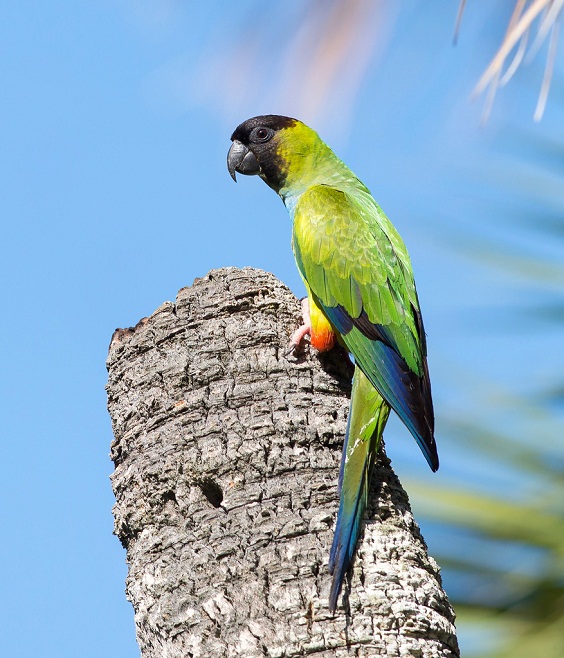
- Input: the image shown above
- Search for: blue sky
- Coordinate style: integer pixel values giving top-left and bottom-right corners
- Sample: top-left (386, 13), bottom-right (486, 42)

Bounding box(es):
top-left (1, 2), bottom-right (563, 656)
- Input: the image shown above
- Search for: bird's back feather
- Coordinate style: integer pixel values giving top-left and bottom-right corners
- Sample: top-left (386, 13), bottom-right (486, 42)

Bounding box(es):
top-left (292, 185), bottom-right (438, 470)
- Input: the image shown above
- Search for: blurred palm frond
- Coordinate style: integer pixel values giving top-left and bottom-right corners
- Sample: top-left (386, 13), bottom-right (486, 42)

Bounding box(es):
top-left (408, 398), bottom-right (564, 658)
top-left (408, 112), bottom-right (564, 656)
top-left (469, 0), bottom-right (563, 121)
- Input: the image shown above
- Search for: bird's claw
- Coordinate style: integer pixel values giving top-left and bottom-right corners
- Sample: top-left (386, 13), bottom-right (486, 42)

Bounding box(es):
top-left (284, 343), bottom-right (301, 357)
top-left (285, 323), bottom-right (311, 355)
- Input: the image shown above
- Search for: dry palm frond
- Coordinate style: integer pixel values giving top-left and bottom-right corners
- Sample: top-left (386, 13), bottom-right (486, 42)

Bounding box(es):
top-left (534, 16), bottom-right (560, 118)
top-left (452, 0), bottom-right (467, 45)
top-left (470, 0), bottom-right (563, 121)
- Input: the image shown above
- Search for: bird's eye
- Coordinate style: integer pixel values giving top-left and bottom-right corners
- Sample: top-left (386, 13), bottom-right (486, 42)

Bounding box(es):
top-left (251, 127), bottom-right (273, 143)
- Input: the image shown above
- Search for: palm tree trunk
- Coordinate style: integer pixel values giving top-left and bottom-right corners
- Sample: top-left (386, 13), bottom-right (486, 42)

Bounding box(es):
top-left (106, 266), bottom-right (459, 658)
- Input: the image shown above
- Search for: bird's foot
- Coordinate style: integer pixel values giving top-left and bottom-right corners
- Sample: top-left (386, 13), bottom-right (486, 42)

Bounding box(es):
top-left (286, 298), bottom-right (312, 355)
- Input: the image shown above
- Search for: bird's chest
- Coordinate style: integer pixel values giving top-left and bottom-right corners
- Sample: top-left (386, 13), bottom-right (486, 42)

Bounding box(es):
top-left (291, 195), bottom-right (359, 260)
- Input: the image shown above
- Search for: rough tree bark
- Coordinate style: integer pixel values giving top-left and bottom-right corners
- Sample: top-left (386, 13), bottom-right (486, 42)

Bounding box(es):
top-left (106, 267), bottom-right (459, 658)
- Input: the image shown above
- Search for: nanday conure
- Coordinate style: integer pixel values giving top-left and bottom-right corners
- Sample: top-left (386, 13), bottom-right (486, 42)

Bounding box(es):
top-left (227, 115), bottom-right (438, 612)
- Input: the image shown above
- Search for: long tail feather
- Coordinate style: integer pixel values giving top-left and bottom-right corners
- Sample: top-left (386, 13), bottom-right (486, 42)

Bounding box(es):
top-left (328, 365), bottom-right (390, 612)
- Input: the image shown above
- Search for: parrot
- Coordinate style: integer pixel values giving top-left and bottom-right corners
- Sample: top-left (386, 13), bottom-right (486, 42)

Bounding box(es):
top-left (227, 115), bottom-right (438, 612)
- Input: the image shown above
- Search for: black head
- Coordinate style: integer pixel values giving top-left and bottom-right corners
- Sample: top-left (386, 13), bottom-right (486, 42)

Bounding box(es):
top-left (227, 115), bottom-right (297, 191)
top-left (230, 115), bottom-right (297, 145)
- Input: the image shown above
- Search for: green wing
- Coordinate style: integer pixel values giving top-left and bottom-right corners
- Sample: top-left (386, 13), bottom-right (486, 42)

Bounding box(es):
top-left (292, 184), bottom-right (437, 470)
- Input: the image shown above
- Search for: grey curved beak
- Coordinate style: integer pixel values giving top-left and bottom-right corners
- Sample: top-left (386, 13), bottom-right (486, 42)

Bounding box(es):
top-left (227, 140), bottom-right (260, 181)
